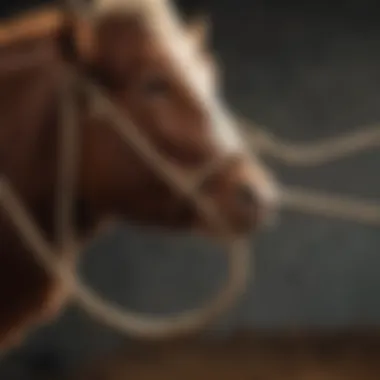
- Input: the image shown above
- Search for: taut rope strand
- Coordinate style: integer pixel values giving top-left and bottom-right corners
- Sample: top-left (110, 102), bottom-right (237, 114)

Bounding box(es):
top-left (55, 70), bottom-right (79, 253)
top-left (240, 119), bottom-right (380, 225)
top-left (280, 186), bottom-right (380, 227)
top-left (243, 120), bottom-right (380, 167)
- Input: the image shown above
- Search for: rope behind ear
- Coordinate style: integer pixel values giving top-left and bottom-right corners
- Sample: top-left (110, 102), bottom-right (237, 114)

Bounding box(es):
top-left (57, 18), bottom-right (79, 63)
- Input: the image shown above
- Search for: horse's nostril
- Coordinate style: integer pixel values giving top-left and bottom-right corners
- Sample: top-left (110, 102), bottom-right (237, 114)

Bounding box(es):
top-left (236, 184), bottom-right (258, 208)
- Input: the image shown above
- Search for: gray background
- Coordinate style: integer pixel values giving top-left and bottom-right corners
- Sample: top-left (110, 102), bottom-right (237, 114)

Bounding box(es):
top-left (1, 0), bottom-right (380, 378)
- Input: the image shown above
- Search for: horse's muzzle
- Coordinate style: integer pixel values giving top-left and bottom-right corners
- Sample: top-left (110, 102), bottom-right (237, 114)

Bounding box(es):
top-left (195, 155), bottom-right (278, 237)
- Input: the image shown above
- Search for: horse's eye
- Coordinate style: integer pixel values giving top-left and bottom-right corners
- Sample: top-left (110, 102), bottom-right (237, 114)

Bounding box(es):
top-left (142, 75), bottom-right (170, 98)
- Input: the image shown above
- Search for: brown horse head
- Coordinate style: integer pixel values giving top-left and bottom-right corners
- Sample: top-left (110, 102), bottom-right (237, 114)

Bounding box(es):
top-left (70, 0), bottom-right (278, 237)
top-left (0, 0), bottom-right (278, 349)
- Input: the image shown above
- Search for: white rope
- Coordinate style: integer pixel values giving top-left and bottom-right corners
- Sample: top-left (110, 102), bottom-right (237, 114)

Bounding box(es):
top-left (243, 120), bottom-right (380, 166)
top-left (55, 70), bottom-right (79, 254)
top-left (280, 186), bottom-right (380, 227)
top-left (241, 119), bottom-right (380, 226)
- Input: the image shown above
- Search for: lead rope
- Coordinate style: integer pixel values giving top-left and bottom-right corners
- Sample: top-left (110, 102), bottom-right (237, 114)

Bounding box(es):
top-left (244, 120), bottom-right (380, 167)
top-left (55, 69), bottom-right (79, 256)
top-left (0, 66), bottom-right (252, 340)
top-left (240, 120), bottom-right (380, 226)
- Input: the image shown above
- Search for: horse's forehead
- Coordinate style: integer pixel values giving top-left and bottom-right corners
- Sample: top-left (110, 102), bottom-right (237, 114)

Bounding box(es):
top-left (111, 13), bottom-right (216, 101)
top-left (96, 4), bottom-right (244, 154)
top-left (148, 19), bottom-right (244, 153)
top-left (101, 13), bottom-right (208, 74)
top-left (93, 0), bottom-right (210, 80)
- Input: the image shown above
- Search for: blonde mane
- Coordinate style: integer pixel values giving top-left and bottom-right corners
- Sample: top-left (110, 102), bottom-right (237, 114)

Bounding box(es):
top-left (91, 0), bottom-right (249, 159)
top-left (91, 0), bottom-right (170, 18)
top-left (91, 0), bottom-right (188, 46)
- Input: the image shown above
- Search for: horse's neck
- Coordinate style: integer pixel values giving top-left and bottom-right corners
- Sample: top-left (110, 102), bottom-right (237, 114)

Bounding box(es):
top-left (0, 38), bottom-right (101, 244)
top-left (0, 32), bottom-right (70, 239)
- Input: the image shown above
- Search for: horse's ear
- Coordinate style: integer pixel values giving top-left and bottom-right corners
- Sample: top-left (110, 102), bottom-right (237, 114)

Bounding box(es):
top-left (71, 17), bottom-right (97, 63)
top-left (58, 15), bottom-right (96, 64)
top-left (61, 14), bottom-right (142, 88)
top-left (186, 13), bottom-right (210, 49)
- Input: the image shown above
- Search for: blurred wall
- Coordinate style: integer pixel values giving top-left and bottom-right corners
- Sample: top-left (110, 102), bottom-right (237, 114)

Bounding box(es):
top-left (1, 0), bottom-right (380, 378)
